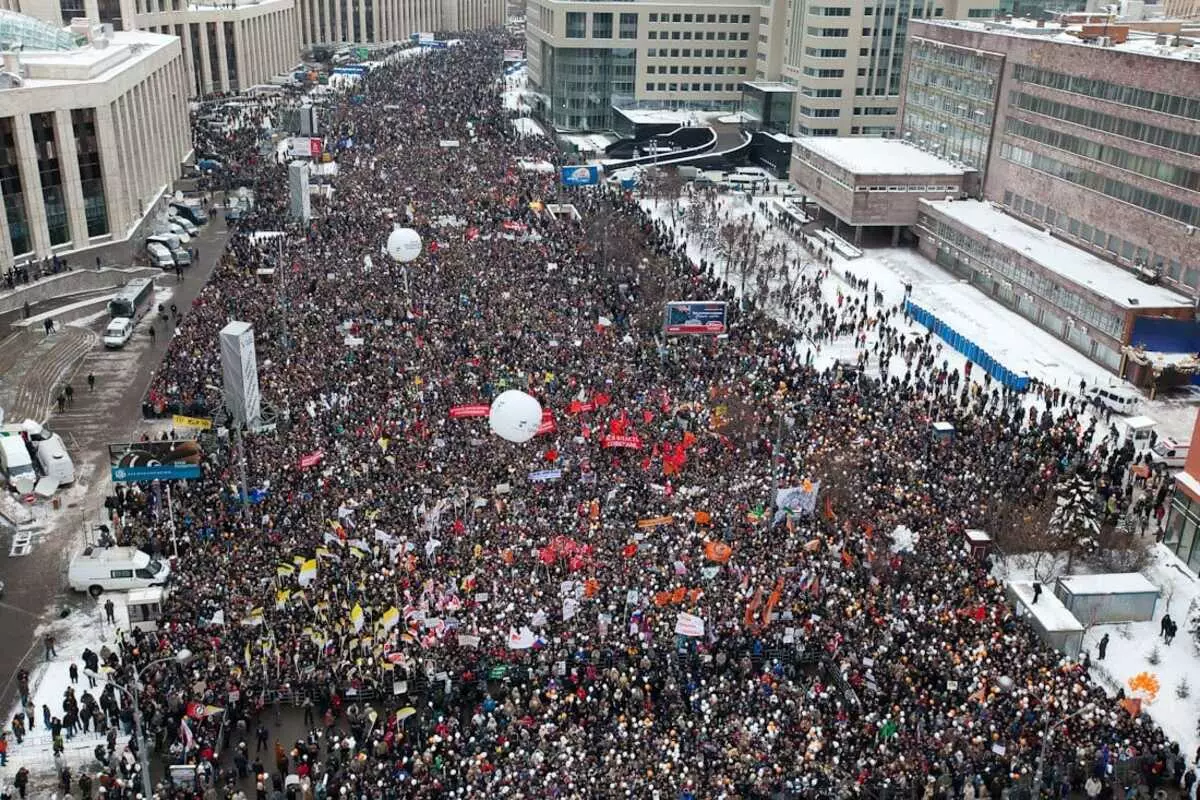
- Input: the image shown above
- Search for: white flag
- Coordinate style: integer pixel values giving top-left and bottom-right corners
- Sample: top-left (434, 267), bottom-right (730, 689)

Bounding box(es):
top-left (506, 626), bottom-right (536, 649)
top-left (674, 612), bottom-right (705, 638)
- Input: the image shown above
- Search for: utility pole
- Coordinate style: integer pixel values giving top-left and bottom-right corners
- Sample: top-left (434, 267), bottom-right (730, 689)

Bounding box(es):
top-left (235, 423), bottom-right (250, 519)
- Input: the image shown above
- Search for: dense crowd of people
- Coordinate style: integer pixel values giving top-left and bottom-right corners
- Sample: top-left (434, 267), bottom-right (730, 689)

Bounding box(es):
top-left (10, 28), bottom-right (1199, 800)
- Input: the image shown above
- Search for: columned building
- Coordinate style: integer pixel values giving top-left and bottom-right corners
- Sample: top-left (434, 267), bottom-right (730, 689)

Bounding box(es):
top-left (0, 13), bottom-right (190, 265)
top-left (293, 0), bottom-right (502, 48)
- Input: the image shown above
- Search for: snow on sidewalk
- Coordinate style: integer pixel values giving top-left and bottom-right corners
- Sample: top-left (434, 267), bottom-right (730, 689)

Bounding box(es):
top-left (0, 595), bottom-right (131, 789)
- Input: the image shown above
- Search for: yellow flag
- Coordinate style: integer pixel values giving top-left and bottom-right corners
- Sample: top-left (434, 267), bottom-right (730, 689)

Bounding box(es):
top-left (275, 590), bottom-right (290, 610)
top-left (276, 563), bottom-right (295, 577)
top-left (350, 603), bottom-right (365, 633)
top-left (380, 606), bottom-right (400, 633)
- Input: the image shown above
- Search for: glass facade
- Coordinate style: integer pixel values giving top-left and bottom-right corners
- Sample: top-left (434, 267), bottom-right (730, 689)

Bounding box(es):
top-left (224, 21), bottom-right (238, 91)
top-left (71, 108), bottom-right (108, 238)
top-left (30, 112), bottom-right (69, 247)
top-left (539, 46), bottom-right (636, 131)
top-left (0, 116), bottom-right (31, 256)
top-left (1165, 487), bottom-right (1200, 577)
top-left (0, 9), bottom-right (82, 50)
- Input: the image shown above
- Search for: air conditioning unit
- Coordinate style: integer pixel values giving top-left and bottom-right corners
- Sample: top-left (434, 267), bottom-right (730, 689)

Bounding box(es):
top-left (1098, 36), bottom-right (1113, 47)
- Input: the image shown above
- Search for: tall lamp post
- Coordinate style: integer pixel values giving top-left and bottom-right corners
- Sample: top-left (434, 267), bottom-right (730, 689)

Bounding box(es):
top-left (997, 675), bottom-right (1095, 793)
top-left (89, 648), bottom-right (194, 799)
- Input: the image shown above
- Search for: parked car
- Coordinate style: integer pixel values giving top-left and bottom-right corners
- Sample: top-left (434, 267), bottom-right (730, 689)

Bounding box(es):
top-left (24, 420), bottom-right (75, 484)
top-left (103, 317), bottom-right (135, 348)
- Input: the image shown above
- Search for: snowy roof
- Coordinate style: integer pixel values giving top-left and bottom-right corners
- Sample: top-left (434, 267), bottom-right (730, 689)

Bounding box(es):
top-left (1009, 581), bottom-right (1083, 632)
top-left (1057, 572), bottom-right (1159, 597)
top-left (920, 200), bottom-right (1194, 310)
top-left (615, 108), bottom-right (723, 125)
top-left (743, 81), bottom-right (795, 93)
top-left (1177, 469), bottom-right (1200, 501)
top-left (796, 138), bottom-right (969, 177)
top-left (922, 19), bottom-right (1200, 64)
top-left (964, 529), bottom-right (992, 543)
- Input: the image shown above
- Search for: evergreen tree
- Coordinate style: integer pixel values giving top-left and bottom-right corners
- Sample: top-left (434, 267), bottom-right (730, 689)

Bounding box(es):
top-left (1050, 470), bottom-right (1100, 564)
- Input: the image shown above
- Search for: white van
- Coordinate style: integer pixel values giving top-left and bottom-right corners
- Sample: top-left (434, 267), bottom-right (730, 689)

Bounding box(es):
top-left (1151, 437), bottom-right (1190, 468)
top-left (68, 546), bottom-right (170, 594)
top-left (0, 434), bottom-right (36, 493)
top-left (1085, 385), bottom-right (1142, 414)
top-left (147, 242), bottom-right (175, 268)
top-left (27, 426), bottom-right (74, 484)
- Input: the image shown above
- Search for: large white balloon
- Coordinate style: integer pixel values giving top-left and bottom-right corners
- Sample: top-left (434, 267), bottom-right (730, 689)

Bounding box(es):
top-left (488, 390), bottom-right (543, 443)
top-left (386, 225), bottom-right (422, 263)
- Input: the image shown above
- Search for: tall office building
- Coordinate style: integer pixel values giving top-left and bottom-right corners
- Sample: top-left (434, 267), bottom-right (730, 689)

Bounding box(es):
top-left (897, 18), bottom-right (1200, 296)
top-left (0, 14), bottom-right (190, 264)
top-left (293, 0), bottom-right (503, 49)
top-left (778, 0), bottom-right (998, 137)
top-left (525, 0), bottom-right (764, 131)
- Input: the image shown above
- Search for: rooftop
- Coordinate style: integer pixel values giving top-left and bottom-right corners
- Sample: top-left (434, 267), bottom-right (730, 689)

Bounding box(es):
top-left (10, 29), bottom-right (176, 89)
top-left (1057, 572), bottom-right (1159, 596)
top-left (796, 137), bottom-right (969, 176)
top-left (921, 18), bottom-right (1200, 63)
top-left (742, 81), bottom-right (796, 93)
top-left (920, 199), bottom-right (1194, 311)
top-left (1009, 580), bottom-right (1082, 632)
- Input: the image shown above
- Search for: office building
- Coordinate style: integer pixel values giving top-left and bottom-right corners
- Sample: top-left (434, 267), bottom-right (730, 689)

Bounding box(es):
top-left (0, 14), bottom-right (190, 266)
top-left (122, 0), bottom-right (299, 96)
top-left (294, 0), bottom-right (503, 49)
top-left (897, 18), bottom-right (1200, 297)
top-left (1165, 413), bottom-right (1200, 576)
top-left (525, 0), bottom-right (763, 131)
top-left (778, 0), bottom-right (998, 137)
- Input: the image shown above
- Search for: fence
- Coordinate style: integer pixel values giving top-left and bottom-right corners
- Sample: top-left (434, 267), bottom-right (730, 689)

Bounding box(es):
top-left (905, 299), bottom-right (1031, 392)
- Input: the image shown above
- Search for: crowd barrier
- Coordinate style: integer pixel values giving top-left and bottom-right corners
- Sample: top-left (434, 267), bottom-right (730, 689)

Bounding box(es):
top-left (904, 299), bottom-right (1031, 393)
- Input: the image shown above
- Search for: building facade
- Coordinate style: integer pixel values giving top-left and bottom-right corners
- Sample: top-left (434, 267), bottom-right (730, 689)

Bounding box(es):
top-left (525, 0), bottom-right (763, 131)
top-left (898, 19), bottom-right (1200, 297)
top-left (294, 0), bottom-right (503, 49)
top-left (777, 0), bottom-right (998, 138)
top-left (121, 0), bottom-right (299, 96)
top-left (1164, 414), bottom-right (1200, 576)
top-left (0, 15), bottom-right (190, 265)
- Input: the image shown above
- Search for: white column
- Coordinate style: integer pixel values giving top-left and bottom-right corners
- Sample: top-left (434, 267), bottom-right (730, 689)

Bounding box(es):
top-left (215, 20), bottom-right (230, 92)
top-left (52, 109), bottom-right (89, 247)
top-left (0, 167), bottom-right (13, 266)
top-left (198, 21), bottom-right (213, 95)
top-left (93, 103), bottom-right (126, 236)
top-left (356, 0), bottom-right (364, 42)
top-left (13, 113), bottom-right (51, 258)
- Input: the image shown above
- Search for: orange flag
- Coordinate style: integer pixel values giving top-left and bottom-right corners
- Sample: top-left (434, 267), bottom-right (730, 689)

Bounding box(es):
top-left (653, 591), bottom-right (672, 607)
top-left (670, 586), bottom-right (687, 604)
top-left (584, 578), bottom-right (600, 598)
top-left (762, 577), bottom-right (784, 628)
top-left (694, 510), bottom-right (712, 526)
top-left (744, 587), bottom-right (764, 629)
top-left (704, 541), bottom-right (732, 564)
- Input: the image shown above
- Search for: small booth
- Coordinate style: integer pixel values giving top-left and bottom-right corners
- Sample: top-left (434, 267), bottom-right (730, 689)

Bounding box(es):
top-left (1006, 581), bottom-right (1084, 656)
top-left (1054, 573), bottom-right (1159, 624)
top-left (1118, 415), bottom-right (1157, 451)
top-left (932, 421), bottom-right (955, 442)
top-left (963, 529), bottom-right (992, 561)
top-left (127, 587), bottom-right (168, 632)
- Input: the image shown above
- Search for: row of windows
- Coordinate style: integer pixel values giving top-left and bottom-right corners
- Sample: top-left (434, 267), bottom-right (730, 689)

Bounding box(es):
top-left (910, 39), bottom-right (1001, 76)
top-left (647, 64), bottom-right (747, 76)
top-left (859, 184), bottom-right (959, 192)
top-left (1164, 494), bottom-right (1200, 577)
top-left (647, 48), bottom-right (745, 59)
top-left (853, 125), bottom-right (897, 135)
top-left (800, 86), bottom-right (842, 98)
top-left (806, 26), bottom-right (849, 36)
top-left (854, 106), bottom-right (897, 116)
top-left (908, 65), bottom-right (998, 103)
top-left (808, 6), bottom-right (852, 15)
top-left (802, 67), bottom-right (844, 78)
top-left (564, 11), bottom-right (636, 39)
top-left (1010, 63), bottom-right (1200, 122)
top-left (920, 212), bottom-right (1124, 337)
top-left (1004, 190), bottom-right (1190, 289)
top-left (648, 30), bottom-right (750, 41)
top-left (805, 47), bottom-right (847, 58)
top-left (1008, 91), bottom-right (1200, 159)
top-left (1004, 117), bottom-right (1200, 193)
top-left (797, 127), bottom-right (839, 136)
top-left (644, 82), bottom-right (741, 93)
top-left (799, 106), bottom-right (841, 118)
top-left (647, 13), bottom-right (751, 24)
top-left (860, 27), bottom-right (893, 36)
top-left (1001, 143), bottom-right (1200, 227)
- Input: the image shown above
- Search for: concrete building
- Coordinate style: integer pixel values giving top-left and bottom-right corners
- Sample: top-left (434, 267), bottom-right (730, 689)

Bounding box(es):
top-left (1162, 0), bottom-right (1200, 18)
top-left (294, 0), bottom-right (503, 49)
top-left (898, 19), bottom-right (1200, 298)
top-left (914, 198), bottom-right (1194, 371)
top-left (1164, 412), bottom-right (1200, 575)
top-left (788, 137), bottom-right (969, 242)
top-left (0, 14), bottom-right (190, 266)
top-left (119, 0), bottom-right (299, 96)
top-left (525, 0), bottom-right (763, 131)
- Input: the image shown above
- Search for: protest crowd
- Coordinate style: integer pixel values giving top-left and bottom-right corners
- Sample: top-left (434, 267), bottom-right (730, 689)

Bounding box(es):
top-left (13, 27), bottom-right (1200, 800)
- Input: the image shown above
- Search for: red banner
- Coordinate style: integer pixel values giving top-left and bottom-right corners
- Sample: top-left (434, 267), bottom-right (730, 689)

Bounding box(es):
top-left (536, 409), bottom-right (557, 435)
top-left (602, 434), bottom-right (643, 450)
top-left (299, 450), bottom-right (324, 469)
top-left (501, 220), bottom-right (527, 233)
top-left (449, 404), bottom-right (491, 419)
top-left (568, 400), bottom-right (595, 414)
top-left (309, 138), bottom-right (322, 157)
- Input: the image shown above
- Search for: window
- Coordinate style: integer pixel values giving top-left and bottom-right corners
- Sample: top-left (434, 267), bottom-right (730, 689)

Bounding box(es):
top-left (683, 13), bottom-right (692, 21)
top-left (648, 13), bottom-right (657, 21)
top-left (565, 11), bottom-right (585, 38)
top-left (71, 108), bottom-right (108, 237)
top-left (647, 48), bottom-right (656, 57)
top-left (1011, 64), bottom-right (1200, 121)
top-left (646, 82), bottom-right (655, 91)
top-left (672, 13), bottom-right (681, 22)
top-left (741, 14), bottom-right (750, 22)
top-left (592, 12), bottom-right (612, 38)
top-left (648, 31), bottom-right (657, 39)
top-left (657, 82), bottom-right (666, 90)
top-left (703, 83), bottom-right (712, 91)
top-left (669, 83), bottom-right (678, 91)
top-left (619, 12), bottom-right (637, 38)
top-left (707, 14), bottom-right (715, 22)
top-left (111, 569), bottom-right (134, 579)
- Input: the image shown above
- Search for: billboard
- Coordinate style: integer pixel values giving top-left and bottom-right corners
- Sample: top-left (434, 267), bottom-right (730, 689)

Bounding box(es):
top-left (503, 49), bottom-right (524, 62)
top-left (288, 161), bottom-right (310, 222)
top-left (109, 440), bottom-right (203, 482)
top-left (560, 165), bottom-right (600, 187)
top-left (219, 321), bottom-right (262, 428)
top-left (663, 301), bottom-right (728, 335)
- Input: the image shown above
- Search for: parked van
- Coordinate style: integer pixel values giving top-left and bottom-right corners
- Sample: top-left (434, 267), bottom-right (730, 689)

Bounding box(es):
top-left (1151, 436), bottom-right (1190, 468)
top-left (147, 242), bottom-right (175, 268)
top-left (1085, 385), bottom-right (1142, 414)
top-left (67, 546), bottom-right (170, 594)
top-left (26, 423), bottom-right (74, 484)
top-left (0, 434), bottom-right (37, 493)
top-left (147, 232), bottom-right (182, 253)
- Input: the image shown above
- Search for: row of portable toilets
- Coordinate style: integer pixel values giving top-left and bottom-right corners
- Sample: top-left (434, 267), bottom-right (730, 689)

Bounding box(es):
top-left (905, 299), bottom-right (1032, 392)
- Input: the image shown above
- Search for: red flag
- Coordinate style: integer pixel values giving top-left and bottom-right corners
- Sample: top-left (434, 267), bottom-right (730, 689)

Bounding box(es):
top-left (538, 547), bottom-right (556, 565)
top-left (593, 392), bottom-right (611, 407)
top-left (642, 410), bottom-right (654, 424)
top-left (622, 543), bottom-right (639, 558)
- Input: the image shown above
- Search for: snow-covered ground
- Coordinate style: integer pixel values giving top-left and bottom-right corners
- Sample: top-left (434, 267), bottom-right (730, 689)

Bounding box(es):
top-left (511, 117), bottom-right (546, 138)
top-left (501, 67), bottom-right (535, 115)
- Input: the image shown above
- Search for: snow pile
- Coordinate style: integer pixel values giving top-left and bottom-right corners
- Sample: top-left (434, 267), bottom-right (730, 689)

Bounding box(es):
top-left (889, 525), bottom-right (918, 554)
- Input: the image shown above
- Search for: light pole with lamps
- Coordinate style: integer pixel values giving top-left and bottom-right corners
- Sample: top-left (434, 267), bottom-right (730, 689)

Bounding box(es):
top-left (88, 648), bottom-right (194, 799)
top-left (996, 675), bottom-right (1095, 794)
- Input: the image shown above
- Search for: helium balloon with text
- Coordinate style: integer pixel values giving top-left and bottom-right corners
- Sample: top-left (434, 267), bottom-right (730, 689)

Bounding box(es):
top-left (489, 390), bottom-right (543, 443)
top-left (386, 225), bottom-right (422, 263)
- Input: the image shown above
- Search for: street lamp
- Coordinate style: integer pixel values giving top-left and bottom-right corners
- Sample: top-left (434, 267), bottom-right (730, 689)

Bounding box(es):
top-left (88, 648), bottom-right (194, 799)
top-left (996, 676), bottom-right (1095, 793)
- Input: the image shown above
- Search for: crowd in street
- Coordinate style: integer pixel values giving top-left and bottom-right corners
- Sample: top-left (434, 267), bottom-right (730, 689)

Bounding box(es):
top-left (9, 28), bottom-right (1200, 800)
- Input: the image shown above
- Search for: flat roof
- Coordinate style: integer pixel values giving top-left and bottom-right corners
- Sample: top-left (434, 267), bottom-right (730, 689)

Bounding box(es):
top-left (742, 81), bottom-right (795, 93)
top-left (17, 30), bottom-right (176, 88)
top-left (920, 200), bottom-right (1194, 310)
top-left (1010, 581), bottom-right (1082, 632)
top-left (920, 19), bottom-right (1200, 63)
top-left (796, 138), bottom-right (968, 176)
top-left (1057, 572), bottom-right (1158, 596)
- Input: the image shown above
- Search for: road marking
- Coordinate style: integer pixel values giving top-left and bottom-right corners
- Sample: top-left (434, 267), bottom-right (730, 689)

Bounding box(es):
top-left (0, 601), bottom-right (40, 618)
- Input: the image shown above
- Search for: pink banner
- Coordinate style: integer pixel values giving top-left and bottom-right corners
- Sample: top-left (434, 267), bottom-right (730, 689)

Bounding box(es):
top-left (601, 434), bottom-right (643, 450)
top-left (536, 409), bottom-right (557, 435)
top-left (449, 404), bottom-right (491, 419)
top-left (299, 450), bottom-right (324, 469)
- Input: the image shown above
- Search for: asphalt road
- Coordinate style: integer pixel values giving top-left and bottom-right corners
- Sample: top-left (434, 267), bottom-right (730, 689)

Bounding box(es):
top-left (0, 208), bottom-right (231, 709)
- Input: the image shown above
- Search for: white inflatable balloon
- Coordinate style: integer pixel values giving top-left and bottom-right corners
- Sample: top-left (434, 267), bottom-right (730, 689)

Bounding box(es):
top-left (386, 225), bottom-right (422, 263)
top-left (488, 390), bottom-right (543, 443)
